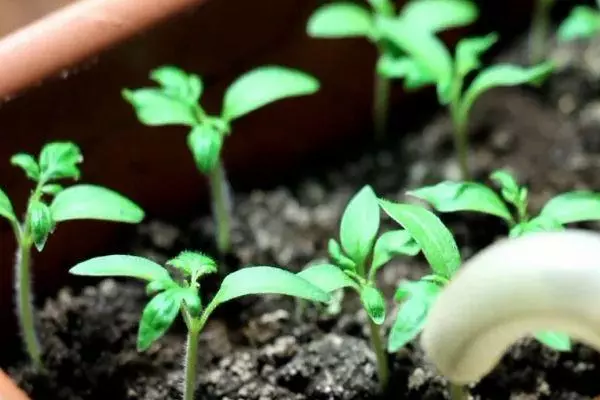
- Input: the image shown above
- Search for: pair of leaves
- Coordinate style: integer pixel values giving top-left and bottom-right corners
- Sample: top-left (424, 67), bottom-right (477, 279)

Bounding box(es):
top-left (70, 254), bottom-right (331, 350)
top-left (124, 66), bottom-right (319, 127)
top-left (12, 142), bottom-right (83, 183)
top-left (379, 20), bottom-right (554, 116)
top-left (558, 6), bottom-right (600, 42)
top-left (307, 0), bottom-right (477, 41)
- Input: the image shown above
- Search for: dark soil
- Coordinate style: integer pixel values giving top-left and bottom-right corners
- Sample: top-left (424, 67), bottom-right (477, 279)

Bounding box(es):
top-left (5, 32), bottom-right (600, 399)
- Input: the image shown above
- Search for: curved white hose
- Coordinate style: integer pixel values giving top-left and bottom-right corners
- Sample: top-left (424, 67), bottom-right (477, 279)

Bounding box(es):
top-left (421, 230), bottom-right (600, 384)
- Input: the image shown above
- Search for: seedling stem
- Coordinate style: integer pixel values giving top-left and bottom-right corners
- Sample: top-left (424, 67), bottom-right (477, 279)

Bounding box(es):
top-left (373, 65), bottom-right (391, 142)
top-left (449, 75), bottom-right (469, 180)
top-left (209, 161), bottom-right (231, 254)
top-left (450, 383), bottom-right (468, 400)
top-left (368, 317), bottom-right (389, 391)
top-left (530, 0), bottom-right (555, 65)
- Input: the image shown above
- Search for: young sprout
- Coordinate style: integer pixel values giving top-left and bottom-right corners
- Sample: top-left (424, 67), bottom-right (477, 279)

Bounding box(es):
top-left (298, 185), bottom-right (422, 391)
top-left (530, 0), bottom-right (555, 64)
top-left (69, 251), bottom-right (330, 400)
top-left (307, 0), bottom-right (478, 142)
top-left (0, 142), bottom-right (145, 370)
top-left (379, 23), bottom-right (554, 179)
top-left (421, 230), bottom-right (600, 400)
top-left (409, 168), bottom-right (600, 352)
top-left (558, 3), bottom-right (600, 42)
top-left (123, 66), bottom-right (319, 254)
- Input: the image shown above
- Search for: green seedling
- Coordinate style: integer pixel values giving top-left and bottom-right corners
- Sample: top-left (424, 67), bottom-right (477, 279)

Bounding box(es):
top-left (558, 4), bottom-right (600, 42)
top-left (421, 230), bottom-right (600, 400)
top-left (408, 169), bottom-right (600, 351)
top-left (0, 142), bottom-right (144, 370)
top-left (298, 185), bottom-right (422, 391)
top-left (123, 65), bottom-right (319, 255)
top-left (379, 23), bottom-right (554, 180)
top-left (307, 0), bottom-right (478, 141)
top-left (69, 251), bottom-right (330, 400)
top-left (376, 199), bottom-right (462, 354)
top-left (530, 0), bottom-right (555, 64)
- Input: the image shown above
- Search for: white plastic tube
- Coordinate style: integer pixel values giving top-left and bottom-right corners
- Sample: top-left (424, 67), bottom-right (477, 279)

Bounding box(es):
top-left (421, 230), bottom-right (600, 384)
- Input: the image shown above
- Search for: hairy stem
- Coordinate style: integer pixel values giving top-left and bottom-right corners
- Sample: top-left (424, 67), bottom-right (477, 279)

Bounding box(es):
top-left (15, 238), bottom-right (42, 370)
top-left (368, 319), bottom-right (389, 392)
top-left (209, 161), bottom-right (232, 254)
top-left (373, 71), bottom-right (391, 143)
top-left (184, 328), bottom-right (200, 400)
top-left (449, 383), bottom-right (469, 400)
top-left (530, 0), bottom-right (554, 65)
top-left (452, 117), bottom-right (470, 181)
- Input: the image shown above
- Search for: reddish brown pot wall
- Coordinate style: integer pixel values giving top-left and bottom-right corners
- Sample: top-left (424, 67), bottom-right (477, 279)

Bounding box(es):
top-left (0, 0), bottom-right (534, 341)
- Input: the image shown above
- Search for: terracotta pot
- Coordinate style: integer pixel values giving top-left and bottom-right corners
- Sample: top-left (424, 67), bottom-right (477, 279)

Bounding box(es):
top-left (0, 369), bottom-right (30, 400)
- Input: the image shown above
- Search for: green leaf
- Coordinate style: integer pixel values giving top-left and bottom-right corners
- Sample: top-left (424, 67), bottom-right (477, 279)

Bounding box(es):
top-left (408, 181), bottom-right (513, 223)
top-left (379, 19), bottom-right (454, 103)
top-left (360, 285), bottom-right (386, 324)
top-left (534, 331), bottom-right (572, 352)
top-left (138, 289), bottom-right (182, 351)
top-left (298, 263), bottom-right (360, 292)
top-left (28, 200), bottom-right (54, 251)
top-left (122, 88), bottom-right (197, 127)
top-left (10, 153), bottom-right (40, 181)
top-left (166, 250), bottom-right (217, 279)
top-left (41, 184), bottom-right (64, 196)
top-left (328, 239), bottom-right (356, 271)
top-left (307, 3), bottom-right (374, 38)
top-left (176, 287), bottom-right (202, 317)
top-left (509, 216), bottom-right (564, 238)
top-left (340, 185), bottom-right (381, 266)
top-left (50, 184), bottom-right (144, 223)
top-left (388, 279), bottom-right (441, 352)
top-left (377, 54), bottom-right (437, 88)
top-left (455, 33), bottom-right (498, 77)
top-left (69, 254), bottom-right (172, 282)
top-left (146, 279), bottom-right (178, 295)
top-left (399, 0), bottom-right (479, 33)
top-left (379, 200), bottom-right (461, 278)
top-left (150, 66), bottom-right (203, 105)
top-left (222, 66), bottom-right (320, 121)
top-left (539, 191), bottom-right (600, 224)
top-left (489, 169), bottom-right (521, 206)
top-left (0, 187), bottom-right (16, 223)
top-left (371, 229), bottom-right (420, 273)
top-left (187, 124), bottom-right (223, 173)
top-left (209, 266), bottom-right (330, 311)
top-left (461, 62), bottom-right (554, 121)
top-left (558, 6), bottom-right (600, 42)
top-left (39, 142), bottom-right (83, 182)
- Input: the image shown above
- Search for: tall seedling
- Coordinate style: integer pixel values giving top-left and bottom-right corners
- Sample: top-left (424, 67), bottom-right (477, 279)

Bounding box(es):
top-left (0, 142), bottom-right (144, 369)
top-left (307, 0), bottom-right (478, 142)
top-left (124, 66), bottom-right (319, 254)
top-left (380, 24), bottom-right (554, 179)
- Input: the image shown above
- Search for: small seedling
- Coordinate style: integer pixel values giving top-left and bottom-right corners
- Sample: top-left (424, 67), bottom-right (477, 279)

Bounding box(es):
top-left (530, 0), bottom-right (555, 64)
top-left (421, 230), bottom-right (600, 400)
top-left (0, 142), bottom-right (145, 369)
top-left (558, 3), bottom-right (600, 42)
top-left (307, 0), bottom-right (478, 141)
top-left (123, 65), bottom-right (319, 254)
top-left (298, 185), bottom-right (422, 391)
top-left (379, 23), bottom-right (554, 179)
top-left (408, 169), bottom-right (600, 350)
top-left (69, 251), bottom-right (330, 400)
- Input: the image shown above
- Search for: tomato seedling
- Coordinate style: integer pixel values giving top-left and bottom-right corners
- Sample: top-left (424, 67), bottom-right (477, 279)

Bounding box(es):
top-left (70, 251), bottom-right (330, 400)
top-left (123, 66), bottom-right (319, 254)
top-left (408, 168), bottom-right (600, 351)
top-left (0, 142), bottom-right (144, 370)
top-left (379, 23), bottom-right (554, 179)
top-left (307, 0), bottom-right (478, 141)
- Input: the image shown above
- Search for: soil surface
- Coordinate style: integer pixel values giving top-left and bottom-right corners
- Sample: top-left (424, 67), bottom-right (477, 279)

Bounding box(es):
top-left (5, 32), bottom-right (600, 399)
